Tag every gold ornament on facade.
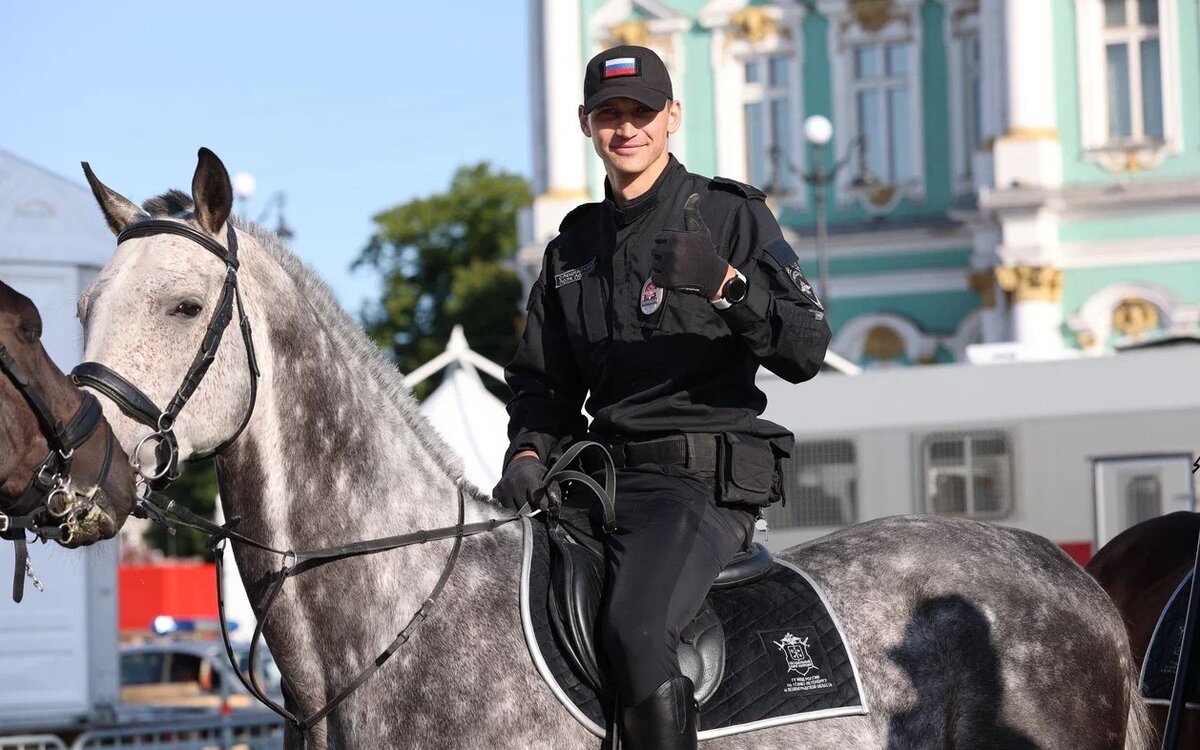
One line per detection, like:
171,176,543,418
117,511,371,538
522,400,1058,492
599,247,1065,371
850,0,895,32
864,325,905,361
1074,329,1096,349
967,269,996,308
952,0,980,24
865,183,897,208
608,20,651,48
993,265,1063,303
1112,297,1159,337
730,7,779,44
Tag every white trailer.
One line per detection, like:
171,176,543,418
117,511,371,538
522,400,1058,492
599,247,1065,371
757,343,1200,563
0,149,121,732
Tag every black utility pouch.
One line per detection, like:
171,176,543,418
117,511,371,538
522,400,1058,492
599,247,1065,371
718,433,776,507
770,445,794,507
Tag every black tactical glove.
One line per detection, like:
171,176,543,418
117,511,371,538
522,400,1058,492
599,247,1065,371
650,193,730,300
492,455,562,512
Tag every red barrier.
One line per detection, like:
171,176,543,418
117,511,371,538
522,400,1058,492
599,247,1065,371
1058,541,1093,567
119,563,218,632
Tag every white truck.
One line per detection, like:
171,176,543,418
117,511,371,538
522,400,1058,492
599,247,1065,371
0,149,122,735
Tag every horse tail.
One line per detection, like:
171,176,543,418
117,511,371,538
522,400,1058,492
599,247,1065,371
1124,662,1157,750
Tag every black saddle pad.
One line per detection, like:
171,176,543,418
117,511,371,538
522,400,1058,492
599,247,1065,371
1142,569,1200,706
518,517,867,739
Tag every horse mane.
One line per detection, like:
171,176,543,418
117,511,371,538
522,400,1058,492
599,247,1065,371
141,190,482,497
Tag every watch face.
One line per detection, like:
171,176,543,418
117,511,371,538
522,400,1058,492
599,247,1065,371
725,275,749,303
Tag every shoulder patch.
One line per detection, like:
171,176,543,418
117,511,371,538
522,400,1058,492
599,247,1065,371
710,176,766,200
764,236,799,268
558,202,599,231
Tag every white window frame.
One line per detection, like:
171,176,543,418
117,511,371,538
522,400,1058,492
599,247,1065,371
1074,0,1182,168
820,0,926,211
701,1,807,208
945,2,982,195
921,430,1014,520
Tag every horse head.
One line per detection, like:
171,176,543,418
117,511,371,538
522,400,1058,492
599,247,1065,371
78,148,259,481
0,280,135,547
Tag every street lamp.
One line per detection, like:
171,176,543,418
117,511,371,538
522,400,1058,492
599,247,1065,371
232,171,256,220
256,191,295,241
766,115,877,319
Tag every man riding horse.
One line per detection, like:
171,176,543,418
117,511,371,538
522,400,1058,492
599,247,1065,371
494,45,831,749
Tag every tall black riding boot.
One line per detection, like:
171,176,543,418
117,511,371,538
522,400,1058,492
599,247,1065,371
619,676,698,750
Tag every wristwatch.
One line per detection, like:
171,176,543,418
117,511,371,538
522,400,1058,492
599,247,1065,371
712,271,748,310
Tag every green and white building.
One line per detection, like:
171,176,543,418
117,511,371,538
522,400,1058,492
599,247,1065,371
520,0,1200,368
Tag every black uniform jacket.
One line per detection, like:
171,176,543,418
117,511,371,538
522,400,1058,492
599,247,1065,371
504,156,832,465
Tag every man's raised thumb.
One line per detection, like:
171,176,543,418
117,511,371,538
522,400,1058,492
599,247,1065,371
683,193,707,233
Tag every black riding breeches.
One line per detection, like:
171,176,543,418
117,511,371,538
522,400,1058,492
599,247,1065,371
576,467,754,707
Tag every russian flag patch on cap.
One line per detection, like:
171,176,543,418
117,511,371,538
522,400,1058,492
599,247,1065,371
604,57,639,78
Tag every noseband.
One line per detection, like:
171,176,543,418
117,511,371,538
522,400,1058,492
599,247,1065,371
71,219,260,489
0,341,114,600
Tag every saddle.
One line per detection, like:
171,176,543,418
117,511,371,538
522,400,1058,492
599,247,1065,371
545,512,775,705
522,442,865,739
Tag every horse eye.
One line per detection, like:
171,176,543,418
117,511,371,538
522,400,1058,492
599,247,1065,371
19,324,39,343
171,301,203,318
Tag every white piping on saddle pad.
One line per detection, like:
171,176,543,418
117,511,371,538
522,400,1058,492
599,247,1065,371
520,515,607,738
1140,569,1200,710
518,517,872,740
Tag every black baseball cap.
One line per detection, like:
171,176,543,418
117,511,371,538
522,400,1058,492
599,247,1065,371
583,45,674,114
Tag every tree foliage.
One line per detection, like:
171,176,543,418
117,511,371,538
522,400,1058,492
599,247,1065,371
355,163,530,399
143,459,218,559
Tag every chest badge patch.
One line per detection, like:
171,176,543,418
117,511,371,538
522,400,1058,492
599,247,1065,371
639,277,664,315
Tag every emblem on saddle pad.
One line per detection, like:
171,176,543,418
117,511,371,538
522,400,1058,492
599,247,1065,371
759,627,837,697
775,632,818,676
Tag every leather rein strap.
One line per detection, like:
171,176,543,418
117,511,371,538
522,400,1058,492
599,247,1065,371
70,219,260,487
133,442,616,738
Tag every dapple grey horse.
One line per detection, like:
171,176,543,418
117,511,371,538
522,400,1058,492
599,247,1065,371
76,149,1154,749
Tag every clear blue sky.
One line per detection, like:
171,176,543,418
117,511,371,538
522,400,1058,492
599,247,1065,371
3,1,532,316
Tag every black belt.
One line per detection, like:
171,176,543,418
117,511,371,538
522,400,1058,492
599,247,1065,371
605,433,720,472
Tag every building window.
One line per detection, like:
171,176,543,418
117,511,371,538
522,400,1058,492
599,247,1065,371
922,431,1013,519
1075,0,1180,169
825,0,925,207
1103,0,1163,143
743,54,796,193
961,32,983,176
766,440,858,528
1120,471,1162,528
851,41,914,184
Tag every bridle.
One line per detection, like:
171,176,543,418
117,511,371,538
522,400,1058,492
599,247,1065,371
65,213,617,744
0,340,114,601
71,219,260,488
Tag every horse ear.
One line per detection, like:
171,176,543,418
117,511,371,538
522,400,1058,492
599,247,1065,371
81,162,148,236
192,147,233,236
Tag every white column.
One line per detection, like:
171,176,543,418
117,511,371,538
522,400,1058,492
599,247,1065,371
991,0,1062,189
995,266,1064,351
519,0,591,292
541,0,588,198
1011,300,1063,349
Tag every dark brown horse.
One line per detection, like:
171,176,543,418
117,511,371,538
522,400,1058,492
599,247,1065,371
1088,511,1200,747
1,279,135,552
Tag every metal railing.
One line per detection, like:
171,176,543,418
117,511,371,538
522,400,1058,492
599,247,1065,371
0,736,68,750
72,712,283,750
2,712,284,750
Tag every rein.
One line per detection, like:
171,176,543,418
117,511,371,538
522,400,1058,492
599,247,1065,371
0,341,114,602
133,441,616,740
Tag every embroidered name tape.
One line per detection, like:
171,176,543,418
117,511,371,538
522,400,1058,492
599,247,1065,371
555,258,597,288
604,57,639,78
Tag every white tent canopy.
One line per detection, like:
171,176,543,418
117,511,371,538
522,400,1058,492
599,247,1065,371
406,325,510,490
